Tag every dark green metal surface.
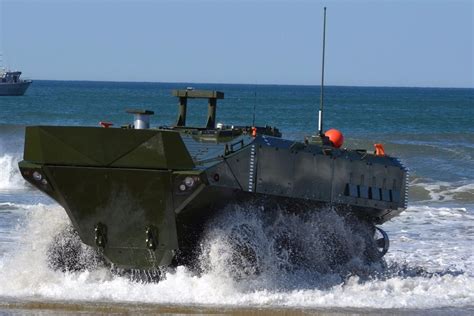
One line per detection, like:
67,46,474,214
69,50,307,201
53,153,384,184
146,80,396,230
24,126,194,169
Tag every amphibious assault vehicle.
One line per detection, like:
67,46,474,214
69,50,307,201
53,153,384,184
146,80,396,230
18,9,408,275
19,88,409,272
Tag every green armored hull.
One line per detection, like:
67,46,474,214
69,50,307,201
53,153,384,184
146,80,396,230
19,89,408,271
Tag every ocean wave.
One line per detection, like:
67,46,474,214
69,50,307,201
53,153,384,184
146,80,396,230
0,201,48,212
409,179,474,203
384,204,474,277
0,202,22,211
0,203,472,309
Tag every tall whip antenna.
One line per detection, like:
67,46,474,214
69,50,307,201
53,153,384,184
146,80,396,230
318,7,327,136
0,0,3,71
252,90,257,126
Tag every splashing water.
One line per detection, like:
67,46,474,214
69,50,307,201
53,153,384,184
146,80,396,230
46,225,107,273
0,154,25,190
198,204,385,291
1,202,472,309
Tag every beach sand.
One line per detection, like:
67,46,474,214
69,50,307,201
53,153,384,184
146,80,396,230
1,298,473,316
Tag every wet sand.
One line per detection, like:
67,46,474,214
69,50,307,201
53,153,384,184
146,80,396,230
1,298,473,316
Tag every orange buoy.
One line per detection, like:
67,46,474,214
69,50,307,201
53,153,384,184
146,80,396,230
324,129,344,148
251,127,257,137
374,143,386,156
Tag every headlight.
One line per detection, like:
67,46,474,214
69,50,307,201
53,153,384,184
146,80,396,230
33,171,42,181
184,176,195,188
175,175,201,194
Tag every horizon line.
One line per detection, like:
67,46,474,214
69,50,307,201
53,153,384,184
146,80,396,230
29,78,474,90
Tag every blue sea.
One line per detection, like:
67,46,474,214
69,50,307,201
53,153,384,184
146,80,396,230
0,81,473,313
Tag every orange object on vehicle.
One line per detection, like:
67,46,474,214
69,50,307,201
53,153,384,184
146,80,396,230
374,143,386,156
99,121,113,128
251,127,257,137
324,129,344,148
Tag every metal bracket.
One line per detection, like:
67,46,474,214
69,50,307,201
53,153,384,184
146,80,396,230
145,226,158,251
94,222,107,248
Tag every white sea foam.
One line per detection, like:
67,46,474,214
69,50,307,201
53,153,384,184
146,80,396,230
0,154,25,190
384,205,474,274
0,203,473,309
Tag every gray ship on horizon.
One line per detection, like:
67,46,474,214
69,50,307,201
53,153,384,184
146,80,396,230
0,70,32,96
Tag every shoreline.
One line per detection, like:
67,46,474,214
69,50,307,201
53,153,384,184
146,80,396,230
1,298,473,316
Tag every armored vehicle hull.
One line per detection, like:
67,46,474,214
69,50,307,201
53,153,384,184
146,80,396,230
19,110,408,270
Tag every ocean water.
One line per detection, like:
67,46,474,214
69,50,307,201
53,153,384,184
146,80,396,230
0,81,473,312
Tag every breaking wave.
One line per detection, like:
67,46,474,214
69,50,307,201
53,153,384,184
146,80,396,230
0,202,473,309
409,178,474,203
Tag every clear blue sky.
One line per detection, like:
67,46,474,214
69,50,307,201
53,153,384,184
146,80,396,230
1,0,472,88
